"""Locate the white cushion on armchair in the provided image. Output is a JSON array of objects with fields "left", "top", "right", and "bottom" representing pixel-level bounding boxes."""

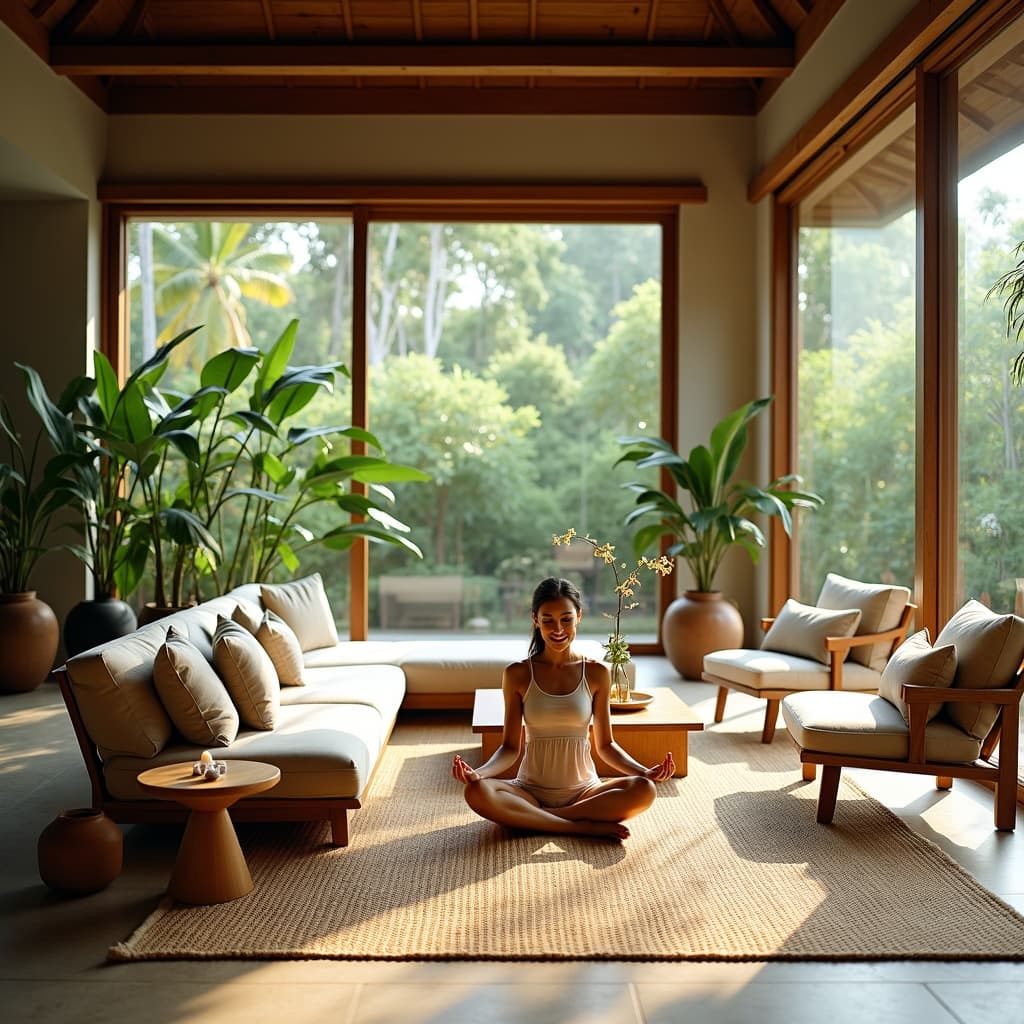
[{"left": 704, "top": 648, "right": 882, "bottom": 692}]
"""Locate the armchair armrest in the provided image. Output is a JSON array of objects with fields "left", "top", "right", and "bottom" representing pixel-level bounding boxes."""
[
  {"left": 901, "top": 684, "right": 1024, "bottom": 706},
  {"left": 903, "top": 680, "right": 1024, "bottom": 764}
]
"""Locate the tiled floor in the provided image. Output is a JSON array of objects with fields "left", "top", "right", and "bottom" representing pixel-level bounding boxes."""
[{"left": 3, "top": 658, "right": 1023, "bottom": 1024}]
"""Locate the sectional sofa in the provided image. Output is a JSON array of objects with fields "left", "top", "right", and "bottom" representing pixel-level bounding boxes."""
[{"left": 56, "top": 574, "right": 629, "bottom": 845}]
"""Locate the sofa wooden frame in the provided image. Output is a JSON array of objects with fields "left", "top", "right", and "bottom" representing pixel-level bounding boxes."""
[
  {"left": 703, "top": 603, "right": 918, "bottom": 743},
  {"left": 796, "top": 661, "right": 1024, "bottom": 831},
  {"left": 54, "top": 667, "right": 393, "bottom": 846}
]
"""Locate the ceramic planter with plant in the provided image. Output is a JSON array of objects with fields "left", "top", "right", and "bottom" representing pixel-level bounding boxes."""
[
  {"left": 616, "top": 395, "right": 823, "bottom": 678},
  {"left": 0, "top": 382, "right": 73, "bottom": 690}
]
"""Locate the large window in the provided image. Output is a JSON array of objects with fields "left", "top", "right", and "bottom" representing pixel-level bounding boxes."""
[
  {"left": 794, "top": 109, "right": 918, "bottom": 601},
  {"left": 120, "top": 207, "right": 672, "bottom": 643},
  {"left": 956, "top": 21, "right": 1024, "bottom": 618},
  {"left": 364, "top": 222, "right": 662, "bottom": 639}
]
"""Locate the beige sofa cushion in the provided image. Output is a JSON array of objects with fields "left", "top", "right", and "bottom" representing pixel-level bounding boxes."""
[
  {"left": 878, "top": 629, "right": 957, "bottom": 724},
  {"left": 257, "top": 610, "right": 306, "bottom": 686},
  {"left": 101, "top": 702, "right": 389, "bottom": 801},
  {"left": 781, "top": 691, "right": 982, "bottom": 764},
  {"left": 153, "top": 627, "right": 239, "bottom": 747},
  {"left": 935, "top": 600, "right": 1024, "bottom": 740},
  {"left": 761, "top": 599, "right": 862, "bottom": 665},
  {"left": 231, "top": 599, "right": 263, "bottom": 635},
  {"left": 213, "top": 616, "right": 280, "bottom": 730},
  {"left": 66, "top": 630, "right": 172, "bottom": 758},
  {"left": 261, "top": 572, "right": 338, "bottom": 652},
  {"left": 816, "top": 573, "right": 911, "bottom": 671},
  {"left": 703, "top": 647, "right": 881, "bottom": 692}
]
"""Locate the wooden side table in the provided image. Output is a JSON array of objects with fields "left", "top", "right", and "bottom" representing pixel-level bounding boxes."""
[{"left": 138, "top": 760, "right": 281, "bottom": 905}]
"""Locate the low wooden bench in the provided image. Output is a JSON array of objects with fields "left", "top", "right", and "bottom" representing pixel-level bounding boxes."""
[{"left": 379, "top": 574, "right": 463, "bottom": 630}]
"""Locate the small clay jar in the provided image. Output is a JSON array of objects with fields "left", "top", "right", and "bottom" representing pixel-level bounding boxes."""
[{"left": 37, "top": 808, "right": 123, "bottom": 895}]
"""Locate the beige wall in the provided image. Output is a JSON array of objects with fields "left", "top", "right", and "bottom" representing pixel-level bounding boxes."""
[{"left": 0, "top": 25, "right": 107, "bottom": 632}]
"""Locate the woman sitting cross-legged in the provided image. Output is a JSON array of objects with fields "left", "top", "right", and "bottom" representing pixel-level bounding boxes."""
[{"left": 452, "top": 576, "right": 674, "bottom": 841}]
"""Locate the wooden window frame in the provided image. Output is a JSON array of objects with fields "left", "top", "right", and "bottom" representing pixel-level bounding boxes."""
[
  {"left": 765, "top": 0, "right": 1022, "bottom": 634},
  {"left": 100, "top": 183, "right": 701, "bottom": 647}
]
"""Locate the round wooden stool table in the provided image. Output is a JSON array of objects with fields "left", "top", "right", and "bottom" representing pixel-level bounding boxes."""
[{"left": 138, "top": 760, "right": 281, "bottom": 905}]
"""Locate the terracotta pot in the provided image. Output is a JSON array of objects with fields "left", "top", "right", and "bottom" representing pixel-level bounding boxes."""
[
  {"left": 662, "top": 590, "right": 744, "bottom": 680},
  {"left": 0, "top": 591, "right": 59, "bottom": 693},
  {"left": 137, "top": 601, "right": 194, "bottom": 627},
  {"left": 37, "top": 807, "right": 123, "bottom": 895},
  {"left": 64, "top": 597, "right": 138, "bottom": 658}
]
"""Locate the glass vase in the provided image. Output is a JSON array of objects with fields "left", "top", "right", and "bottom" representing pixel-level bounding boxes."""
[{"left": 610, "top": 661, "right": 631, "bottom": 703}]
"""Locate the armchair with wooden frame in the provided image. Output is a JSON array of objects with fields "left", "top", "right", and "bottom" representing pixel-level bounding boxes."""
[
  {"left": 782, "top": 600, "right": 1024, "bottom": 831},
  {"left": 703, "top": 573, "right": 916, "bottom": 743}
]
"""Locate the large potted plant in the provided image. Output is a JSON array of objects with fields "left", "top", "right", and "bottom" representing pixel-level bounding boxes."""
[
  {"left": 149, "top": 319, "right": 430, "bottom": 602},
  {"left": 0, "top": 380, "right": 73, "bottom": 691},
  {"left": 617, "top": 396, "right": 823, "bottom": 678}
]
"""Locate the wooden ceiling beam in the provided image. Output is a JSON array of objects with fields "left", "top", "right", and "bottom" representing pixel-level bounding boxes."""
[
  {"left": 751, "top": 0, "right": 791, "bottom": 41},
  {"left": 54, "top": 0, "right": 106, "bottom": 39},
  {"left": 49, "top": 42, "right": 795, "bottom": 79},
  {"left": 105, "top": 82, "right": 757, "bottom": 116}
]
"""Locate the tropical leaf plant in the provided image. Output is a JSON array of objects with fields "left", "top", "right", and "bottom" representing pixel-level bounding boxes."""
[
  {"left": 616, "top": 396, "right": 824, "bottom": 592},
  {"left": 986, "top": 238, "right": 1024, "bottom": 386}
]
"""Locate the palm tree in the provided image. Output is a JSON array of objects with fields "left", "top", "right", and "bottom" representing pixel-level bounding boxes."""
[{"left": 145, "top": 222, "right": 295, "bottom": 368}]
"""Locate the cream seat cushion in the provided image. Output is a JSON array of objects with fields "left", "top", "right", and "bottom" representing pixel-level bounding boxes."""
[
  {"left": 704, "top": 648, "right": 882, "bottom": 692},
  {"left": 101, "top": 702, "right": 387, "bottom": 801},
  {"left": 261, "top": 572, "right": 338, "bottom": 652},
  {"left": 153, "top": 627, "right": 239, "bottom": 747},
  {"left": 279, "top": 664, "right": 406, "bottom": 721},
  {"left": 760, "top": 599, "right": 862, "bottom": 665},
  {"left": 934, "top": 600, "right": 1024, "bottom": 740},
  {"left": 816, "top": 573, "right": 912, "bottom": 671},
  {"left": 213, "top": 615, "right": 280, "bottom": 730},
  {"left": 781, "top": 691, "right": 982, "bottom": 763}
]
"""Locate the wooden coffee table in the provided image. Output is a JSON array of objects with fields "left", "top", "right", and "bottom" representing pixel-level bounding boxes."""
[
  {"left": 471, "top": 686, "right": 703, "bottom": 779},
  {"left": 138, "top": 760, "right": 281, "bottom": 905}
]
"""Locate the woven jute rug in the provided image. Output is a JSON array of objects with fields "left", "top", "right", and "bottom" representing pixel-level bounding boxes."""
[{"left": 110, "top": 710, "right": 1024, "bottom": 962}]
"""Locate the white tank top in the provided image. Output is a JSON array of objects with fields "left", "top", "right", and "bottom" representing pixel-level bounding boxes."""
[{"left": 516, "top": 659, "right": 599, "bottom": 797}]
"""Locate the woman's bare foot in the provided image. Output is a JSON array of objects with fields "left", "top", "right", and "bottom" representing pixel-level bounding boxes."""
[{"left": 572, "top": 819, "right": 630, "bottom": 840}]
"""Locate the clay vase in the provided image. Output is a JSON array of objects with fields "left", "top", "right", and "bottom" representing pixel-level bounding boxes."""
[
  {"left": 0, "top": 591, "right": 59, "bottom": 693},
  {"left": 137, "top": 602, "right": 194, "bottom": 627},
  {"left": 37, "top": 808, "right": 123, "bottom": 895},
  {"left": 64, "top": 596, "right": 138, "bottom": 658},
  {"left": 662, "top": 590, "right": 745, "bottom": 680}
]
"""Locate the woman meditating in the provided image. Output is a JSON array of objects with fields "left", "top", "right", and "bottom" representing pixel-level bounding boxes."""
[{"left": 452, "top": 577, "right": 674, "bottom": 840}]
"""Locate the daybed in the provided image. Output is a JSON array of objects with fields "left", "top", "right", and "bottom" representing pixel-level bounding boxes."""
[{"left": 56, "top": 574, "right": 627, "bottom": 846}]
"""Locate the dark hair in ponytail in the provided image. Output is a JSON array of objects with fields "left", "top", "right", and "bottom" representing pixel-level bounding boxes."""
[{"left": 528, "top": 577, "right": 583, "bottom": 658}]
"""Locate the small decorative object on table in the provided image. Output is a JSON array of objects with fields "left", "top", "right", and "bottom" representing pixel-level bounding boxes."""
[
  {"left": 192, "top": 750, "right": 228, "bottom": 781},
  {"left": 552, "top": 528, "right": 673, "bottom": 708}
]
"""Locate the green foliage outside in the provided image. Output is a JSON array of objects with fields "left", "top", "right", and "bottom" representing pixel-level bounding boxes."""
[
  {"left": 129, "top": 222, "right": 663, "bottom": 633},
  {"left": 798, "top": 184, "right": 1024, "bottom": 613}
]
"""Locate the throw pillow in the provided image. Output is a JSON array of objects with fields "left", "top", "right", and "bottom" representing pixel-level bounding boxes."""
[
  {"left": 153, "top": 626, "right": 239, "bottom": 747},
  {"left": 256, "top": 610, "right": 306, "bottom": 687},
  {"left": 760, "top": 599, "right": 862, "bottom": 665},
  {"left": 231, "top": 600, "right": 263, "bottom": 635},
  {"left": 260, "top": 572, "right": 338, "bottom": 652},
  {"left": 213, "top": 615, "right": 280, "bottom": 730},
  {"left": 878, "top": 628, "right": 957, "bottom": 725},
  {"left": 935, "top": 600, "right": 1024, "bottom": 740},
  {"left": 816, "top": 573, "right": 912, "bottom": 672}
]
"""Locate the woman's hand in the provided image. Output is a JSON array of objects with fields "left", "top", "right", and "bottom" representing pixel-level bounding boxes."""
[
  {"left": 452, "top": 754, "right": 481, "bottom": 785},
  {"left": 644, "top": 752, "right": 675, "bottom": 782}
]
